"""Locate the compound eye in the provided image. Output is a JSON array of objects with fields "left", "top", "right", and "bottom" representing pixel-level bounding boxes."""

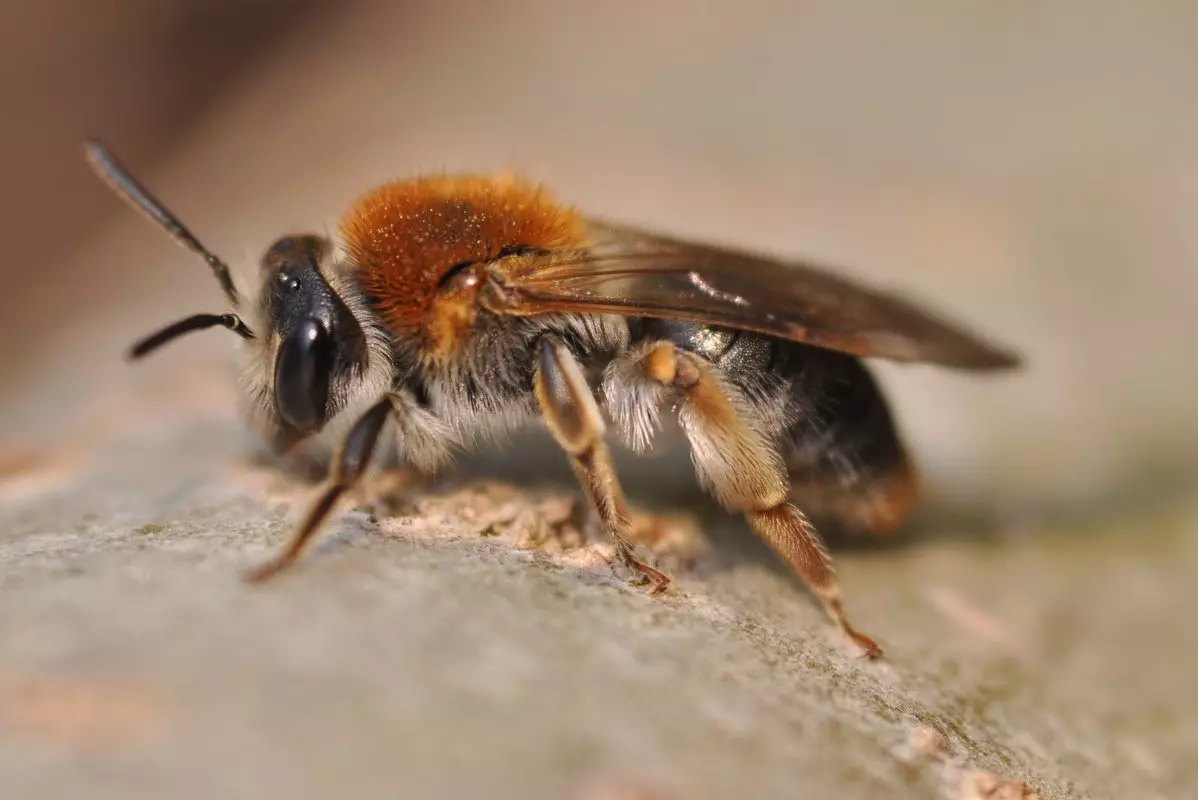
[{"left": 274, "top": 318, "right": 333, "bottom": 435}]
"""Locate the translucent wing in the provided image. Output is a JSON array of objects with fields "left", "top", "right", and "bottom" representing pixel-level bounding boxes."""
[{"left": 487, "top": 220, "right": 1020, "bottom": 370}]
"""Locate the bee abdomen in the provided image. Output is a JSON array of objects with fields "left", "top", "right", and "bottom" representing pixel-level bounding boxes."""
[
  {"left": 638, "top": 318, "right": 917, "bottom": 537},
  {"left": 777, "top": 352, "right": 917, "bottom": 538}
]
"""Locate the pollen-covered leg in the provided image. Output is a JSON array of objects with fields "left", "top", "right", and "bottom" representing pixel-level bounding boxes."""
[
  {"left": 245, "top": 396, "right": 393, "bottom": 583},
  {"left": 533, "top": 338, "right": 669, "bottom": 593},
  {"left": 616, "top": 341, "right": 881, "bottom": 658}
]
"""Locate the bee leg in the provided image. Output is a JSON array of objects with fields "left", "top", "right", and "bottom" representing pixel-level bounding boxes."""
[
  {"left": 533, "top": 338, "right": 670, "bottom": 593},
  {"left": 245, "top": 396, "right": 394, "bottom": 583},
  {"left": 632, "top": 341, "right": 881, "bottom": 658}
]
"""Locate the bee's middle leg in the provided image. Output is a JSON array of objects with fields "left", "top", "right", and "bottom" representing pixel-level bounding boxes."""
[{"left": 533, "top": 337, "right": 669, "bottom": 593}]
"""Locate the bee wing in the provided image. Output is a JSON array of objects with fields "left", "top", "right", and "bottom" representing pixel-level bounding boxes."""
[{"left": 486, "top": 220, "right": 1021, "bottom": 370}]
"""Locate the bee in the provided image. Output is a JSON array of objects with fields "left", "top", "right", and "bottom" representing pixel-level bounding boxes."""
[{"left": 84, "top": 139, "right": 1020, "bottom": 658}]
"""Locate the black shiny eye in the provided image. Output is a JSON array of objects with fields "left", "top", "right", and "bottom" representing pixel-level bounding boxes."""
[{"left": 274, "top": 318, "right": 333, "bottom": 435}]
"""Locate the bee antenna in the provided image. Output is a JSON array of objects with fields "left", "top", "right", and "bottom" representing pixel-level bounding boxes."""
[
  {"left": 128, "top": 313, "right": 255, "bottom": 360},
  {"left": 83, "top": 138, "right": 242, "bottom": 307}
]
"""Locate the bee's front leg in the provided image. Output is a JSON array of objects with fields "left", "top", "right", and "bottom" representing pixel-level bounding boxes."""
[
  {"left": 532, "top": 337, "right": 669, "bottom": 594},
  {"left": 245, "top": 396, "right": 394, "bottom": 583}
]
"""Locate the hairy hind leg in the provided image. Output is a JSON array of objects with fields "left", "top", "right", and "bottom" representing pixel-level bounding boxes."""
[
  {"left": 533, "top": 338, "right": 669, "bottom": 593},
  {"left": 606, "top": 341, "right": 881, "bottom": 657}
]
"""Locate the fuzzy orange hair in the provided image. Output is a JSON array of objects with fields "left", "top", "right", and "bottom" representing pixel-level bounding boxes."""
[{"left": 338, "top": 174, "right": 586, "bottom": 334}]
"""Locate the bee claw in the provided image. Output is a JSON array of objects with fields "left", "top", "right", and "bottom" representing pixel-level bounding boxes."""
[
  {"left": 848, "top": 630, "right": 883, "bottom": 660},
  {"left": 618, "top": 551, "right": 671, "bottom": 596}
]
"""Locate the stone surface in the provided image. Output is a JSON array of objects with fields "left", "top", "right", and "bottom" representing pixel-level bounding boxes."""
[
  {"left": 2, "top": 357, "right": 1195, "bottom": 799},
  {"left": 4, "top": 4, "right": 1198, "bottom": 799}
]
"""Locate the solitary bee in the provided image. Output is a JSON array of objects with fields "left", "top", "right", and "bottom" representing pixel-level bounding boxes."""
[{"left": 85, "top": 139, "right": 1019, "bottom": 658}]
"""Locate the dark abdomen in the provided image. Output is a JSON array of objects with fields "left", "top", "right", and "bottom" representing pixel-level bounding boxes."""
[{"left": 638, "top": 319, "right": 918, "bottom": 538}]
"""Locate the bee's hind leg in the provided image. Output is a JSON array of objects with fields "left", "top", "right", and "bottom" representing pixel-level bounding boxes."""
[
  {"left": 608, "top": 341, "right": 881, "bottom": 658},
  {"left": 533, "top": 337, "right": 669, "bottom": 594}
]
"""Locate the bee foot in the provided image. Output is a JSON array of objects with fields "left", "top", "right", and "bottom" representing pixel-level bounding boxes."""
[{"left": 615, "top": 547, "right": 671, "bottom": 595}]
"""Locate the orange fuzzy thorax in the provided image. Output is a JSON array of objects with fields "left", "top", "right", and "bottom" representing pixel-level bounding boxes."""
[{"left": 338, "top": 174, "right": 587, "bottom": 334}]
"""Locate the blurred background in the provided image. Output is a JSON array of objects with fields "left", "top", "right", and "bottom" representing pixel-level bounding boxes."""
[
  {"left": 3, "top": 3, "right": 1198, "bottom": 797},
  {"left": 2, "top": 0, "right": 1196, "bottom": 515}
]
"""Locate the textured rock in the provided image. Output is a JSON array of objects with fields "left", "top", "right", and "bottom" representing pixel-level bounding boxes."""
[{"left": 2, "top": 358, "right": 1195, "bottom": 799}]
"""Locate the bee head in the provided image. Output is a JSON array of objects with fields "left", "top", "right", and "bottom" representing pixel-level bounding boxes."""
[
  {"left": 85, "top": 139, "right": 392, "bottom": 452},
  {"left": 236, "top": 234, "right": 392, "bottom": 449}
]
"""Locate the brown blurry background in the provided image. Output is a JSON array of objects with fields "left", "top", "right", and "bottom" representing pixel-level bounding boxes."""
[
  {"left": 0, "top": 0, "right": 334, "bottom": 362},
  {"left": 3, "top": 4, "right": 1198, "bottom": 797},
  {"left": 3, "top": 0, "right": 1197, "bottom": 509}
]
